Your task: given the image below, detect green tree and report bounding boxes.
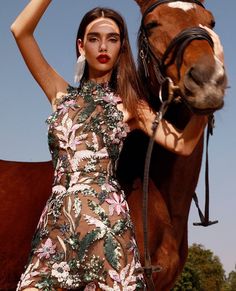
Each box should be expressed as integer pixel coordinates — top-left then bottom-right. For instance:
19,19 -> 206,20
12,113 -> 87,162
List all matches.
172,244 -> 226,291
172,260 -> 202,291
225,267 -> 236,291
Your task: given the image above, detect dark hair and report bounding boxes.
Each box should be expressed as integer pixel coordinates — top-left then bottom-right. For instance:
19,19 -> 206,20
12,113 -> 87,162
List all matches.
75,7 -> 143,116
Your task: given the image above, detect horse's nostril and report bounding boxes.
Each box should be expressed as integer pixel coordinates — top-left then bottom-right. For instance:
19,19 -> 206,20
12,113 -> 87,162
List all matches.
188,63 -> 214,86
188,66 -> 203,86
216,74 -> 227,87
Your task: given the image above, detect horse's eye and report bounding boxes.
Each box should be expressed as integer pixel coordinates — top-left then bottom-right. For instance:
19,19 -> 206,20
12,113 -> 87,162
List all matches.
145,21 -> 159,31
210,19 -> 215,28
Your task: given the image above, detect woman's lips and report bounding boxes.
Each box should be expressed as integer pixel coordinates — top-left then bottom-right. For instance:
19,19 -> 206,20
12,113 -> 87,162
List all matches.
97,54 -> 110,64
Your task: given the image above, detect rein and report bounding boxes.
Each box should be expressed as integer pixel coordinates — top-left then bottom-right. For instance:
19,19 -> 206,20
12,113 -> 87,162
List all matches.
138,1 -> 217,289
193,114 -> 218,227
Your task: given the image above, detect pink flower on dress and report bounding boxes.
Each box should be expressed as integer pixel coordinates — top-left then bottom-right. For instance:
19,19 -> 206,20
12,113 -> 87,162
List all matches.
99,258 -> 141,290
102,93 -> 121,104
101,183 -> 116,193
110,122 -> 130,144
116,122 -> 130,138
58,99 -> 77,114
105,193 -> 128,216
35,238 -> 56,259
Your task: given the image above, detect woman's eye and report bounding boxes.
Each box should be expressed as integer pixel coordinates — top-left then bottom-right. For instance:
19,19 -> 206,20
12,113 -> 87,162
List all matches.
88,37 -> 98,42
109,38 -> 119,43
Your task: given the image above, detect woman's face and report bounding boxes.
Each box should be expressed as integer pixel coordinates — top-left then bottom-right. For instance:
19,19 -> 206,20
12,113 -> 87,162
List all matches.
78,17 -> 121,82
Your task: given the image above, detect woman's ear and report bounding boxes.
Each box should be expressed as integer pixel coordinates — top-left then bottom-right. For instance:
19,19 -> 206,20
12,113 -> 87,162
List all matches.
77,39 -> 85,56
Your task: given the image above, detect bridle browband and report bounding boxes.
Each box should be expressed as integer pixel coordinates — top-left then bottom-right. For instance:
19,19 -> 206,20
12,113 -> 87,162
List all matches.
138,1 -> 218,290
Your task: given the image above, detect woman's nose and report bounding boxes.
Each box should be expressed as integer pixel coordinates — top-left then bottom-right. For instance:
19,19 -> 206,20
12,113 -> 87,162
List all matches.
99,41 -> 107,52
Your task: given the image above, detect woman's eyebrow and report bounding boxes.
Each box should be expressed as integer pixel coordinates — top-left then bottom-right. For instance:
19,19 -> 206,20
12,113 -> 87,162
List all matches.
87,32 -> 120,37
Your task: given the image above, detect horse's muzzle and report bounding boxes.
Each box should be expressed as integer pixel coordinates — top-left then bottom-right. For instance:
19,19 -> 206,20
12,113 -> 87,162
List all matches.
180,56 -> 227,114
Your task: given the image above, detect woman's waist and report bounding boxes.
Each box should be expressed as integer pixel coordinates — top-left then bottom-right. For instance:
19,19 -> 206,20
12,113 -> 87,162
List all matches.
53,168 -> 118,183
52,169 -> 121,193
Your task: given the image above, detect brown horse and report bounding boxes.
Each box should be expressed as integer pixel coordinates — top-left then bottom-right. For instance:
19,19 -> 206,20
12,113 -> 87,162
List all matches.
0,1 -> 227,290
0,160 -> 53,290
120,0 -> 226,290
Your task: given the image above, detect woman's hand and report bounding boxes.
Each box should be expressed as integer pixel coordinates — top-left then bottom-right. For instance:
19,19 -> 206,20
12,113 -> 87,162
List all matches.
136,100 -> 208,156
199,24 -> 224,63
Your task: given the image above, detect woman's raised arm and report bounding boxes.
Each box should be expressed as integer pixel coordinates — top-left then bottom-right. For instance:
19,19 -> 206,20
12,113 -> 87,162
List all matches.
136,102 -> 208,156
10,0 -> 68,103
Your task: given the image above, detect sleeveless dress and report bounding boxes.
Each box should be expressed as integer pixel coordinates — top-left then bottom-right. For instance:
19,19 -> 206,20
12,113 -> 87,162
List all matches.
17,81 -> 145,291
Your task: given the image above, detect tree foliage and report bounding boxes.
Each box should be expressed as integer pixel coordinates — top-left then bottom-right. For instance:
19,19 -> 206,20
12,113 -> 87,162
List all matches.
225,268 -> 236,291
172,244 -> 226,291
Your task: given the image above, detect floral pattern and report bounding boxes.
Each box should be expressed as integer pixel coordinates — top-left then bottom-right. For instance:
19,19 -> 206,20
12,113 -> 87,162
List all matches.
17,81 -> 145,290
35,238 -> 56,259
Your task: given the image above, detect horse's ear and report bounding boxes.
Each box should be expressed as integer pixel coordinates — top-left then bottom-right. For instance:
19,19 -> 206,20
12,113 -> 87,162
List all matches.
135,0 -> 145,7
134,0 -> 150,8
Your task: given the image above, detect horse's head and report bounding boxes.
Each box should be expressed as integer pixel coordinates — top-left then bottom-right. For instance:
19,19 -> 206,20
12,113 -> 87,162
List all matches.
136,0 -> 227,114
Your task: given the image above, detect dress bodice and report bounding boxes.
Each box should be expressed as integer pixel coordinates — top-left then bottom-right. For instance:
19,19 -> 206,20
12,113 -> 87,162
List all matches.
46,81 -> 130,185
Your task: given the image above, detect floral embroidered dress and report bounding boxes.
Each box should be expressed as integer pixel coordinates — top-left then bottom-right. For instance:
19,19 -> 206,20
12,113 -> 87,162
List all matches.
17,81 -> 145,291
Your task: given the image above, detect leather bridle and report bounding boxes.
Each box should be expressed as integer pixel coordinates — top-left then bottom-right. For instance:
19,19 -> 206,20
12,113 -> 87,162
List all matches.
138,1 -> 218,290
138,0 -> 214,100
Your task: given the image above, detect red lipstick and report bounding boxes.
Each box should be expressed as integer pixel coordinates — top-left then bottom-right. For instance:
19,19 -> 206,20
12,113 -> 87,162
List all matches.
97,54 -> 110,64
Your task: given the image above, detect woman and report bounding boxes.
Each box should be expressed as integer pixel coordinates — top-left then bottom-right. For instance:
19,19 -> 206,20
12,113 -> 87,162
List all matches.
11,1 -> 223,290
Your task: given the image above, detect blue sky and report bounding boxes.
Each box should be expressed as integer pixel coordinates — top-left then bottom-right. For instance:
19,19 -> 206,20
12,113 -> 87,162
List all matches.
1,0 -> 235,275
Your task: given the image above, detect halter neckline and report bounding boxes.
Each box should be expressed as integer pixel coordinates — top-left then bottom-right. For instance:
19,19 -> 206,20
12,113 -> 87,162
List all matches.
80,79 -> 111,91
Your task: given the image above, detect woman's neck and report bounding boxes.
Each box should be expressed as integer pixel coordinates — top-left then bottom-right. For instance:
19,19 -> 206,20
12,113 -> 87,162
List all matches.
88,71 -> 112,84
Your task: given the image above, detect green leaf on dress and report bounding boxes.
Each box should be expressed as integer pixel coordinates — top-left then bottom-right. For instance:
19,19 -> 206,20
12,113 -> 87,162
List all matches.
104,233 -> 121,271
35,276 -> 54,291
112,219 -> 128,235
88,200 -> 110,227
78,228 -> 105,261
77,102 -> 95,123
